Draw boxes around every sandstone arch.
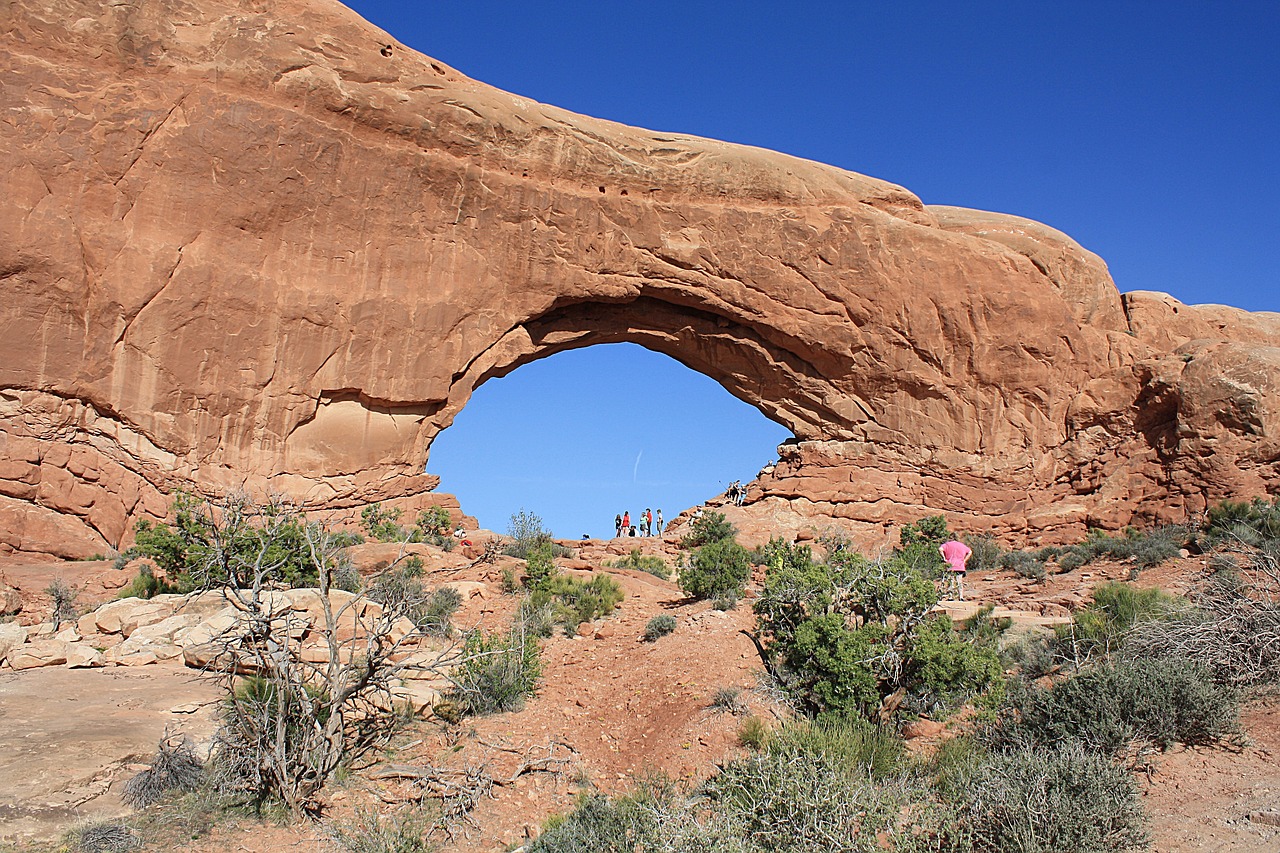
[2,0,1278,558]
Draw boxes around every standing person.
[614,513,623,538]
[655,509,664,536]
[939,539,973,601]
[643,508,652,536]
[622,510,630,535]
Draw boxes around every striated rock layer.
[1,0,1277,558]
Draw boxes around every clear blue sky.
[344,1,1279,539]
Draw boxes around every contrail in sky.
[633,450,643,482]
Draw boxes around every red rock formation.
[1,0,1276,557]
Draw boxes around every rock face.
[1,0,1277,556]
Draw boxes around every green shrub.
[1203,496,1280,549]
[526,572,625,634]
[1057,548,1088,572]
[529,779,747,853]
[1056,582,1182,662]
[416,587,463,637]
[642,613,676,642]
[366,559,426,613]
[679,538,751,600]
[131,494,335,589]
[898,515,953,575]
[1000,550,1046,581]
[681,511,736,548]
[704,750,910,853]
[754,546,1000,722]
[963,534,1003,572]
[764,716,905,781]
[525,539,558,589]
[361,503,407,542]
[985,656,1238,755]
[415,506,451,539]
[738,715,768,749]
[503,508,573,559]
[607,548,670,579]
[118,564,177,600]
[450,626,542,716]
[944,743,1149,853]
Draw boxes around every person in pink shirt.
[939,539,973,601]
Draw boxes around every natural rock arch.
[2,0,1278,558]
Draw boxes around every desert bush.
[679,538,751,600]
[524,539,558,588]
[45,576,79,626]
[705,749,912,853]
[999,550,1046,581]
[962,534,1003,572]
[1056,582,1183,663]
[943,742,1149,853]
[530,780,748,853]
[117,563,177,600]
[415,506,452,539]
[449,625,542,716]
[502,508,572,559]
[325,807,436,853]
[902,615,1005,717]
[898,515,953,575]
[130,493,340,589]
[123,734,205,808]
[1203,496,1280,549]
[331,556,363,593]
[984,656,1238,755]
[642,613,676,642]
[737,715,769,749]
[607,548,670,579]
[1125,575,1280,688]
[711,686,748,715]
[366,557,427,611]
[681,511,736,548]
[1081,525,1187,569]
[70,822,143,853]
[417,586,463,637]
[764,716,905,781]
[525,572,625,634]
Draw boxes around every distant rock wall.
[1,0,1277,557]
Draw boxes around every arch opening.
[426,342,793,539]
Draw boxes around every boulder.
[9,639,69,670]
[65,643,105,668]
[0,622,29,664]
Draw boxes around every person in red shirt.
[939,539,973,601]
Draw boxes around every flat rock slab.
[0,664,219,845]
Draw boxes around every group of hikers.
[726,480,747,506]
[614,508,663,538]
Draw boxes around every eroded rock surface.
[1,0,1277,556]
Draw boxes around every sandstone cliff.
[1,0,1276,557]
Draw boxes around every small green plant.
[417,587,463,637]
[117,564,177,600]
[679,538,751,601]
[525,572,625,633]
[642,613,676,642]
[607,548,671,579]
[501,566,520,594]
[737,715,769,749]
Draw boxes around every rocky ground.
[1,537,1278,852]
